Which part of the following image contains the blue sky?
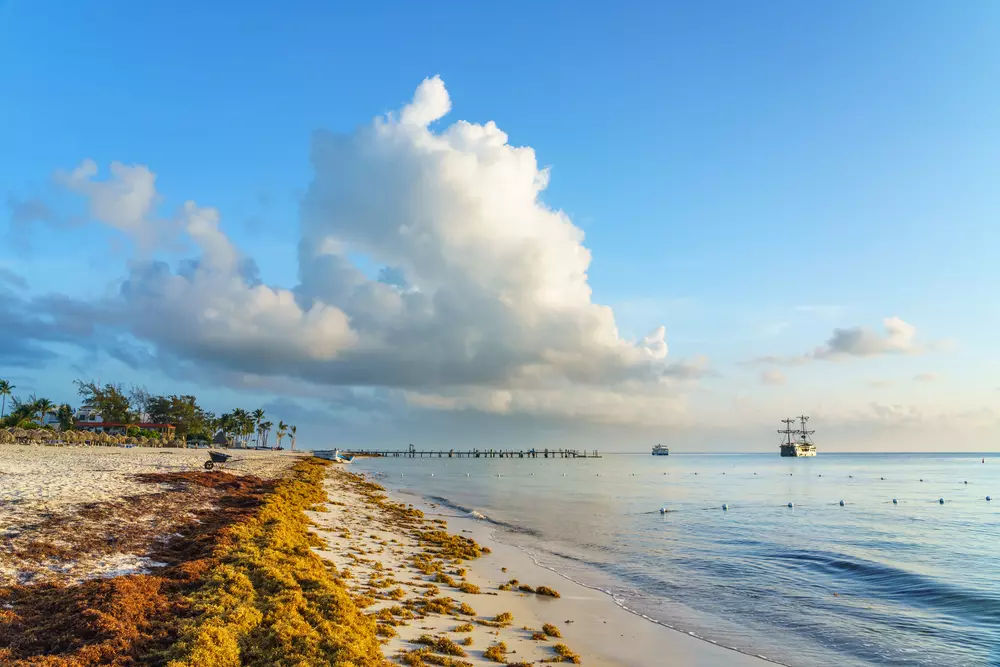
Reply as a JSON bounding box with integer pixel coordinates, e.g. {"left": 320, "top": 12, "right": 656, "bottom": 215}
{"left": 1, "top": 1, "right": 998, "bottom": 450}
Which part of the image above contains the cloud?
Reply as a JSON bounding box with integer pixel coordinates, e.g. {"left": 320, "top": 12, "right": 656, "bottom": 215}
{"left": 913, "top": 372, "right": 938, "bottom": 383}
{"left": 760, "top": 369, "right": 786, "bottom": 385}
{"left": 0, "top": 267, "right": 28, "bottom": 290}
{"left": 55, "top": 159, "right": 174, "bottom": 252}
{"left": 752, "top": 316, "right": 926, "bottom": 366}
{"left": 38, "top": 77, "right": 705, "bottom": 425}
{"left": 814, "top": 316, "right": 919, "bottom": 358}
{"left": 867, "top": 379, "right": 893, "bottom": 388}
{"left": 5, "top": 194, "right": 57, "bottom": 225}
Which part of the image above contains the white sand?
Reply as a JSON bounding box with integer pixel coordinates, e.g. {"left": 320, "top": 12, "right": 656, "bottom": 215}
{"left": 0, "top": 444, "right": 300, "bottom": 584}
{"left": 312, "top": 468, "right": 774, "bottom": 667}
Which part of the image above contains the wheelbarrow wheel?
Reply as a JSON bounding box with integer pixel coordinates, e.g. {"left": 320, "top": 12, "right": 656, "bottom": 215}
{"left": 204, "top": 460, "right": 214, "bottom": 470}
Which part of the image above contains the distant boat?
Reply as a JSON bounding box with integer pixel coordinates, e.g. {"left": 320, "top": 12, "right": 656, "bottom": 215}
{"left": 779, "top": 416, "right": 817, "bottom": 457}
{"left": 652, "top": 444, "right": 669, "bottom": 456}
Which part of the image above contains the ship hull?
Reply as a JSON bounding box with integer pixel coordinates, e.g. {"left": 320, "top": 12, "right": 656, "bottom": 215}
{"left": 780, "top": 444, "right": 817, "bottom": 457}
{"left": 652, "top": 451, "right": 669, "bottom": 456}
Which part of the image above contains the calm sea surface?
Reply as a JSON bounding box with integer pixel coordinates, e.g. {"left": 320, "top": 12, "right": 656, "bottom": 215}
{"left": 352, "top": 452, "right": 1000, "bottom": 667}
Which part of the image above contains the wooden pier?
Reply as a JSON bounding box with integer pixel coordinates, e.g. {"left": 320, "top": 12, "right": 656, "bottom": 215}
{"left": 322, "top": 446, "right": 600, "bottom": 459}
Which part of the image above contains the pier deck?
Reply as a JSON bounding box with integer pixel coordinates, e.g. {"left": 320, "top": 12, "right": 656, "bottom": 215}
{"left": 315, "top": 448, "right": 600, "bottom": 459}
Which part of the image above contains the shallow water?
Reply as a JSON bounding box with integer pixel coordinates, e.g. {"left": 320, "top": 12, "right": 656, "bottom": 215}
{"left": 353, "top": 452, "right": 1000, "bottom": 667}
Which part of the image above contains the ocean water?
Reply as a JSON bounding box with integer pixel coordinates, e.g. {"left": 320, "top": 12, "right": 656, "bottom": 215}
{"left": 351, "top": 452, "right": 1000, "bottom": 667}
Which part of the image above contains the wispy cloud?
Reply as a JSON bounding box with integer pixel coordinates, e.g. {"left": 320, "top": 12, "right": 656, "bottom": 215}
{"left": 751, "top": 316, "right": 928, "bottom": 366}
{"left": 760, "top": 369, "right": 786, "bottom": 385}
{"left": 913, "top": 373, "right": 938, "bottom": 383}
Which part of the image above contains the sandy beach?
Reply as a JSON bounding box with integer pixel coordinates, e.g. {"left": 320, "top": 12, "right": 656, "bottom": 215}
{"left": 0, "top": 444, "right": 299, "bottom": 585}
{"left": 1, "top": 445, "right": 773, "bottom": 665}
{"left": 313, "top": 467, "right": 773, "bottom": 667}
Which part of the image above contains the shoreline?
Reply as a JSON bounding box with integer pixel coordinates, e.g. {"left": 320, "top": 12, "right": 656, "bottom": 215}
{"left": 316, "top": 468, "right": 773, "bottom": 666}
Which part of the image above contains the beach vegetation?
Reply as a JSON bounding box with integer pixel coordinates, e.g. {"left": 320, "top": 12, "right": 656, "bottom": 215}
{"left": 163, "top": 457, "right": 388, "bottom": 667}
{"left": 412, "top": 634, "right": 468, "bottom": 656}
{"left": 551, "top": 643, "right": 581, "bottom": 663}
{"left": 398, "top": 648, "right": 474, "bottom": 667}
{"left": 542, "top": 623, "right": 561, "bottom": 638}
{"left": 458, "top": 581, "right": 481, "bottom": 594}
{"left": 483, "top": 641, "right": 509, "bottom": 662}
{"left": 532, "top": 632, "right": 548, "bottom": 640}
{"left": 535, "top": 585, "right": 561, "bottom": 598}
{"left": 453, "top": 623, "right": 475, "bottom": 632}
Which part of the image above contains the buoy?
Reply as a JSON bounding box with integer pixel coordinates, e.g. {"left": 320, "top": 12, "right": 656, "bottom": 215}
{"left": 659, "top": 507, "right": 668, "bottom": 514}
{"left": 819, "top": 474, "right": 822, "bottom": 477}
{"left": 881, "top": 477, "right": 884, "bottom": 480}
{"left": 722, "top": 503, "right": 729, "bottom": 511}
{"left": 987, "top": 496, "right": 992, "bottom": 501}
{"left": 787, "top": 502, "right": 794, "bottom": 508}
{"left": 920, "top": 479, "right": 923, "bottom": 482}
{"left": 430, "top": 473, "right": 434, "bottom": 476}
{"left": 466, "top": 473, "right": 470, "bottom": 477}
{"left": 938, "top": 498, "right": 945, "bottom": 504}
{"left": 849, "top": 475, "right": 853, "bottom": 478}
{"left": 964, "top": 481, "right": 968, "bottom": 484}
{"left": 839, "top": 500, "right": 845, "bottom": 506}
{"left": 892, "top": 498, "right": 898, "bottom": 504}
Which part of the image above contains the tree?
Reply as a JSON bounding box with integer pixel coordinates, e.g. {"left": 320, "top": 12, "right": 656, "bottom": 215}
{"left": 252, "top": 408, "right": 265, "bottom": 447}
{"left": 33, "top": 397, "right": 55, "bottom": 425}
{"left": 276, "top": 421, "right": 288, "bottom": 448}
{"left": 290, "top": 424, "right": 297, "bottom": 451}
{"left": 5, "top": 395, "right": 36, "bottom": 428}
{"left": 0, "top": 379, "right": 13, "bottom": 419}
{"left": 74, "top": 380, "right": 134, "bottom": 423}
{"left": 258, "top": 420, "right": 273, "bottom": 449}
{"left": 128, "top": 385, "right": 153, "bottom": 422}
{"left": 147, "top": 394, "right": 212, "bottom": 440}
{"left": 56, "top": 404, "right": 75, "bottom": 431}
{"left": 232, "top": 408, "right": 251, "bottom": 447}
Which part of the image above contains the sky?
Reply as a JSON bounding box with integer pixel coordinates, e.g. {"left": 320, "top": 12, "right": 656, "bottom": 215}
{"left": 1, "top": 0, "right": 998, "bottom": 451}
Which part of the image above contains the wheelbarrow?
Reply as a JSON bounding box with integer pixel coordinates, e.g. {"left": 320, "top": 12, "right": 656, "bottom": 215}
{"left": 204, "top": 450, "right": 235, "bottom": 470}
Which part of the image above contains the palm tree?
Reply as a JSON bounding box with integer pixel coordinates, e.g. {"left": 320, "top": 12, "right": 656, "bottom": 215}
{"left": 231, "top": 408, "right": 250, "bottom": 448}
{"left": 258, "top": 420, "right": 273, "bottom": 449}
{"left": 290, "top": 424, "right": 297, "bottom": 451}
{"left": 33, "top": 397, "right": 55, "bottom": 426}
{"left": 252, "top": 408, "right": 265, "bottom": 447}
{"left": 276, "top": 420, "right": 288, "bottom": 449}
{"left": 0, "top": 379, "right": 13, "bottom": 419}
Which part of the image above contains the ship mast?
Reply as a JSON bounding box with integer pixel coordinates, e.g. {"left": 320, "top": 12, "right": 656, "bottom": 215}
{"left": 778, "top": 418, "right": 797, "bottom": 447}
{"left": 796, "top": 415, "right": 815, "bottom": 445}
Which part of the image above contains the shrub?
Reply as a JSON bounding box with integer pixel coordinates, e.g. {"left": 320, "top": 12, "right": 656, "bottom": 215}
{"left": 458, "top": 581, "right": 481, "bottom": 594}
{"left": 536, "top": 586, "right": 561, "bottom": 598}
{"left": 453, "top": 623, "right": 474, "bottom": 633}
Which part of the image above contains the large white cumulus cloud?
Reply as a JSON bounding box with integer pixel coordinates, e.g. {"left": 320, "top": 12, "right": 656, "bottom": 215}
{"left": 57, "top": 77, "right": 692, "bottom": 421}
{"left": 294, "top": 75, "right": 670, "bottom": 388}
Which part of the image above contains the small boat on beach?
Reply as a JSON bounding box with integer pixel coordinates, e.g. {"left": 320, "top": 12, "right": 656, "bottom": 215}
{"left": 652, "top": 444, "right": 669, "bottom": 456}
{"left": 779, "top": 415, "right": 817, "bottom": 457}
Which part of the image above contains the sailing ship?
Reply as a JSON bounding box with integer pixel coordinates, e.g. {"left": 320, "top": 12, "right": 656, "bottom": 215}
{"left": 652, "top": 444, "right": 670, "bottom": 456}
{"left": 778, "top": 415, "right": 817, "bottom": 457}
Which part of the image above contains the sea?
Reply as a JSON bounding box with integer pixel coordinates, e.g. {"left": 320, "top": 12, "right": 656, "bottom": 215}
{"left": 350, "top": 452, "right": 1000, "bottom": 667}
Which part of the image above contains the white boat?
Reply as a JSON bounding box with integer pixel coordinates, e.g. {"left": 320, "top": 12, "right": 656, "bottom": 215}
{"left": 652, "top": 444, "right": 669, "bottom": 456}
